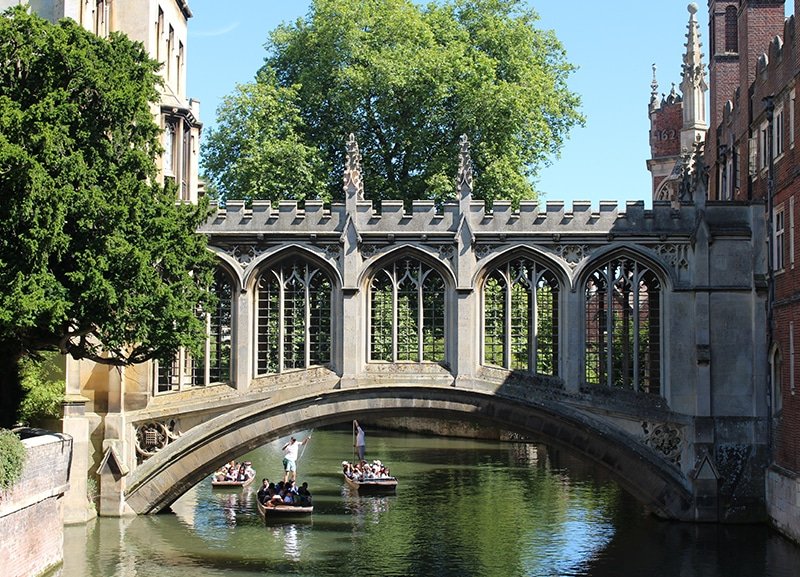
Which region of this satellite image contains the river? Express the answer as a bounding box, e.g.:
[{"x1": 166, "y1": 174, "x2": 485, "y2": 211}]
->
[{"x1": 60, "y1": 428, "x2": 800, "y2": 577}]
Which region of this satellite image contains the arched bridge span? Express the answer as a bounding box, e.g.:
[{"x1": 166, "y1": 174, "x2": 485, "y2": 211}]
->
[{"x1": 125, "y1": 383, "x2": 693, "y2": 520}]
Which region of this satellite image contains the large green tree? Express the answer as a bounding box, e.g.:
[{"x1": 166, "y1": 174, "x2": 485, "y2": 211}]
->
[
  {"x1": 202, "y1": 0, "x2": 584, "y2": 205},
  {"x1": 0, "y1": 7, "x2": 215, "y2": 426}
]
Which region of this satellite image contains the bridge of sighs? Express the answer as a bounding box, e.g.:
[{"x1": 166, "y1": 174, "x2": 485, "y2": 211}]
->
[{"x1": 79, "y1": 137, "x2": 769, "y2": 524}]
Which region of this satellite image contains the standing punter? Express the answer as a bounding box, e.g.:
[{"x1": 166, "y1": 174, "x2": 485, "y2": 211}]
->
[
  {"x1": 354, "y1": 420, "x2": 366, "y2": 461},
  {"x1": 282, "y1": 435, "x2": 311, "y2": 483}
]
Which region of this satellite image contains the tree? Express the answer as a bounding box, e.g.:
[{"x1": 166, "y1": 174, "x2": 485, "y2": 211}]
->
[
  {"x1": 0, "y1": 7, "x2": 216, "y2": 427},
  {"x1": 202, "y1": 0, "x2": 584, "y2": 206}
]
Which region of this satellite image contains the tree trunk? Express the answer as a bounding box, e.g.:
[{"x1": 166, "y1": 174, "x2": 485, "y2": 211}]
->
[{"x1": 0, "y1": 342, "x2": 24, "y2": 428}]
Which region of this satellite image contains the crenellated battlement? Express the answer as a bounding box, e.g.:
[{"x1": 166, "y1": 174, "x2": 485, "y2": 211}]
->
[{"x1": 200, "y1": 197, "x2": 746, "y2": 240}]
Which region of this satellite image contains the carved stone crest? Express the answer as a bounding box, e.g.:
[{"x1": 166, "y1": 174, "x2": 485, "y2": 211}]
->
[
  {"x1": 642, "y1": 421, "x2": 683, "y2": 466},
  {"x1": 135, "y1": 419, "x2": 181, "y2": 464}
]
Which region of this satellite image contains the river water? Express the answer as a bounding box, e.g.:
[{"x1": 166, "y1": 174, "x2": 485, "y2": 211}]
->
[{"x1": 61, "y1": 428, "x2": 800, "y2": 577}]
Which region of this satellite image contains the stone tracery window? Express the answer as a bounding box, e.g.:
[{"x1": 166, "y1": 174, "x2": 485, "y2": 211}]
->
[
  {"x1": 256, "y1": 259, "x2": 332, "y2": 374},
  {"x1": 156, "y1": 269, "x2": 233, "y2": 392},
  {"x1": 370, "y1": 258, "x2": 445, "y2": 362},
  {"x1": 482, "y1": 258, "x2": 559, "y2": 375},
  {"x1": 585, "y1": 257, "x2": 661, "y2": 394}
]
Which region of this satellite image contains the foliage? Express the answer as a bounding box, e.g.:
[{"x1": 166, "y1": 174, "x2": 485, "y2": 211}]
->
[
  {"x1": 201, "y1": 69, "x2": 326, "y2": 204},
  {"x1": 0, "y1": 7, "x2": 216, "y2": 426},
  {"x1": 202, "y1": 0, "x2": 584, "y2": 205},
  {"x1": 18, "y1": 352, "x2": 65, "y2": 424},
  {"x1": 0, "y1": 428, "x2": 26, "y2": 491}
]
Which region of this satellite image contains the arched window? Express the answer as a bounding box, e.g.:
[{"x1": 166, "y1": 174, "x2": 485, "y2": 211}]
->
[
  {"x1": 156, "y1": 269, "x2": 234, "y2": 392},
  {"x1": 255, "y1": 259, "x2": 332, "y2": 374},
  {"x1": 725, "y1": 6, "x2": 738, "y2": 53},
  {"x1": 482, "y1": 258, "x2": 559, "y2": 375},
  {"x1": 370, "y1": 258, "x2": 445, "y2": 362},
  {"x1": 585, "y1": 257, "x2": 661, "y2": 394}
]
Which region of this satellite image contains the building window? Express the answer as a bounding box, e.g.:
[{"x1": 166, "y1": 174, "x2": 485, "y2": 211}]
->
[
  {"x1": 482, "y1": 258, "x2": 559, "y2": 375},
  {"x1": 771, "y1": 346, "x2": 783, "y2": 416},
  {"x1": 370, "y1": 257, "x2": 445, "y2": 363},
  {"x1": 774, "y1": 106, "x2": 784, "y2": 159},
  {"x1": 790, "y1": 196, "x2": 795, "y2": 269},
  {"x1": 94, "y1": 0, "x2": 109, "y2": 38},
  {"x1": 725, "y1": 6, "x2": 738, "y2": 52},
  {"x1": 790, "y1": 89, "x2": 796, "y2": 148},
  {"x1": 774, "y1": 205, "x2": 785, "y2": 272},
  {"x1": 759, "y1": 122, "x2": 769, "y2": 171},
  {"x1": 156, "y1": 270, "x2": 234, "y2": 392},
  {"x1": 156, "y1": 7, "x2": 164, "y2": 62},
  {"x1": 167, "y1": 25, "x2": 174, "y2": 81},
  {"x1": 791, "y1": 322, "x2": 796, "y2": 396},
  {"x1": 177, "y1": 41, "x2": 184, "y2": 94},
  {"x1": 585, "y1": 257, "x2": 661, "y2": 394},
  {"x1": 163, "y1": 122, "x2": 175, "y2": 176},
  {"x1": 256, "y1": 259, "x2": 332, "y2": 374}
]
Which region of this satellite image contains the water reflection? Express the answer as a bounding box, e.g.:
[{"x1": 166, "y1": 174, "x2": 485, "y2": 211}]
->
[{"x1": 60, "y1": 429, "x2": 800, "y2": 577}]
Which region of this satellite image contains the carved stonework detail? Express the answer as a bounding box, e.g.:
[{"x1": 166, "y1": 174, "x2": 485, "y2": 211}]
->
[
  {"x1": 227, "y1": 245, "x2": 266, "y2": 268},
  {"x1": 360, "y1": 244, "x2": 378, "y2": 259},
  {"x1": 557, "y1": 244, "x2": 589, "y2": 268},
  {"x1": 457, "y1": 134, "x2": 473, "y2": 191},
  {"x1": 135, "y1": 419, "x2": 181, "y2": 464},
  {"x1": 642, "y1": 422, "x2": 683, "y2": 467},
  {"x1": 655, "y1": 243, "x2": 690, "y2": 270},
  {"x1": 475, "y1": 244, "x2": 494, "y2": 259},
  {"x1": 344, "y1": 133, "x2": 365, "y2": 200},
  {"x1": 324, "y1": 244, "x2": 341, "y2": 260},
  {"x1": 438, "y1": 244, "x2": 455, "y2": 261}
]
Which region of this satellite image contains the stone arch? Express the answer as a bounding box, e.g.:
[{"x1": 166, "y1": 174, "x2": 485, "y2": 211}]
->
[
  {"x1": 243, "y1": 243, "x2": 343, "y2": 292},
  {"x1": 360, "y1": 245, "x2": 454, "y2": 364},
  {"x1": 473, "y1": 244, "x2": 570, "y2": 289},
  {"x1": 358, "y1": 243, "x2": 456, "y2": 291},
  {"x1": 124, "y1": 384, "x2": 693, "y2": 520},
  {"x1": 577, "y1": 246, "x2": 668, "y2": 396},
  {"x1": 573, "y1": 244, "x2": 674, "y2": 293},
  {"x1": 207, "y1": 246, "x2": 245, "y2": 293},
  {"x1": 474, "y1": 246, "x2": 567, "y2": 376},
  {"x1": 249, "y1": 246, "x2": 339, "y2": 376}
]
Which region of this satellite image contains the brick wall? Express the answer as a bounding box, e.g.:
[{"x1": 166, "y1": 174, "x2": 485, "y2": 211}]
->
[{"x1": 0, "y1": 430, "x2": 72, "y2": 577}]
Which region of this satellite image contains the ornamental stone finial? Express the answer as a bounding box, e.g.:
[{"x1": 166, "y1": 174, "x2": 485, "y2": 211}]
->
[
  {"x1": 343, "y1": 133, "x2": 364, "y2": 200},
  {"x1": 457, "y1": 134, "x2": 473, "y2": 193}
]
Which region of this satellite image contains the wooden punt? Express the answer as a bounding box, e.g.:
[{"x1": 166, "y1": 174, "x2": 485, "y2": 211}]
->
[
  {"x1": 256, "y1": 497, "x2": 313, "y2": 520},
  {"x1": 211, "y1": 473, "x2": 256, "y2": 488},
  {"x1": 342, "y1": 473, "x2": 398, "y2": 493}
]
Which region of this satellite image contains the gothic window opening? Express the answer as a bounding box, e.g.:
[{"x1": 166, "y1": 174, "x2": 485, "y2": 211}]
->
[
  {"x1": 369, "y1": 258, "x2": 445, "y2": 363},
  {"x1": 585, "y1": 258, "x2": 661, "y2": 394},
  {"x1": 725, "y1": 6, "x2": 738, "y2": 53},
  {"x1": 482, "y1": 258, "x2": 559, "y2": 376},
  {"x1": 256, "y1": 259, "x2": 332, "y2": 374},
  {"x1": 156, "y1": 269, "x2": 233, "y2": 392}
]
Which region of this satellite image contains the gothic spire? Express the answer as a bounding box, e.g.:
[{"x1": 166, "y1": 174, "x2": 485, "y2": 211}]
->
[
  {"x1": 649, "y1": 63, "x2": 659, "y2": 111},
  {"x1": 680, "y1": 2, "x2": 708, "y2": 151},
  {"x1": 343, "y1": 133, "x2": 364, "y2": 201},
  {"x1": 457, "y1": 134, "x2": 473, "y2": 193}
]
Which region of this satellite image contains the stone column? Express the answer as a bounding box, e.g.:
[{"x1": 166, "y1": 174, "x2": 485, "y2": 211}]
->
[
  {"x1": 98, "y1": 365, "x2": 134, "y2": 516},
  {"x1": 60, "y1": 356, "x2": 96, "y2": 523},
  {"x1": 234, "y1": 283, "x2": 252, "y2": 391}
]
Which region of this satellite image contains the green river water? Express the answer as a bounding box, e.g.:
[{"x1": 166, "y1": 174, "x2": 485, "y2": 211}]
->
[{"x1": 59, "y1": 428, "x2": 800, "y2": 577}]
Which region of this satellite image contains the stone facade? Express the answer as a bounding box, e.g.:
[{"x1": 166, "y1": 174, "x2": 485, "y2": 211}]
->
[
  {"x1": 0, "y1": 430, "x2": 72, "y2": 577},
  {"x1": 655, "y1": 0, "x2": 800, "y2": 543}
]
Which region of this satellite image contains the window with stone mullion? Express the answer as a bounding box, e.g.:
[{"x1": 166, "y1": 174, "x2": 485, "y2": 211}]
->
[
  {"x1": 483, "y1": 273, "x2": 506, "y2": 367},
  {"x1": 535, "y1": 276, "x2": 558, "y2": 376},
  {"x1": 207, "y1": 271, "x2": 232, "y2": 384},
  {"x1": 309, "y1": 272, "x2": 332, "y2": 366},
  {"x1": 282, "y1": 270, "x2": 307, "y2": 370},
  {"x1": 257, "y1": 273, "x2": 280, "y2": 374},
  {"x1": 370, "y1": 272, "x2": 394, "y2": 361},
  {"x1": 422, "y1": 273, "x2": 445, "y2": 362},
  {"x1": 396, "y1": 267, "x2": 420, "y2": 362}
]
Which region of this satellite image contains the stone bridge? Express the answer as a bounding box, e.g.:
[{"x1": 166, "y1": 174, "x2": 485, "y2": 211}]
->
[{"x1": 83, "y1": 138, "x2": 769, "y2": 523}]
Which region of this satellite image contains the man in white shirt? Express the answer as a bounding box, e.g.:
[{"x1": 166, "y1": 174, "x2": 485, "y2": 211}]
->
[{"x1": 282, "y1": 435, "x2": 311, "y2": 483}]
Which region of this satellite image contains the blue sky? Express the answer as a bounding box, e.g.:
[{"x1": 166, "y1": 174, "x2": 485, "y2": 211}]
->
[{"x1": 184, "y1": 1, "x2": 780, "y2": 209}]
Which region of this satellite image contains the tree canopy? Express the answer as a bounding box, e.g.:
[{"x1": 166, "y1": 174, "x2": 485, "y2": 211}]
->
[
  {"x1": 202, "y1": 0, "x2": 584, "y2": 206},
  {"x1": 0, "y1": 7, "x2": 215, "y2": 426}
]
